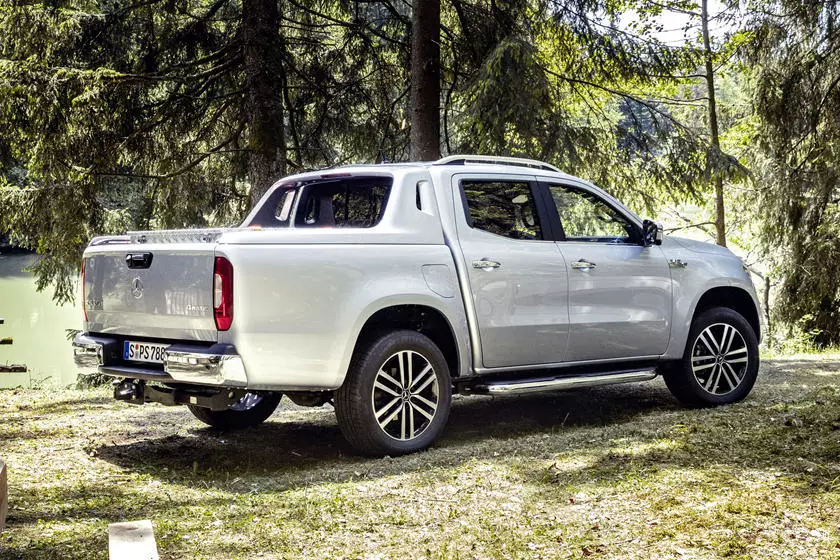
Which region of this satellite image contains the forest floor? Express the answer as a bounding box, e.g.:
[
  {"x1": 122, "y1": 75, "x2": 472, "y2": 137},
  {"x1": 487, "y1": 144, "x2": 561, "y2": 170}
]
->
[{"x1": 1, "y1": 354, "x2": 840, "y2": 559}]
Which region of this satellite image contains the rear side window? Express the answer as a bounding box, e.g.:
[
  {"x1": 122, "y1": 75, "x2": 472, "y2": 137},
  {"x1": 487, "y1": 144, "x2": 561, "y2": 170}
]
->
[
  {"x1": 298, "y1": 178, "x2": 391, "y2": 228},
  {"x1": 461, "y1": 180, "x2": 543, "y2": 240},
  {"x1": 244, "y1": 176, "x2": 392, "y2": 228}
]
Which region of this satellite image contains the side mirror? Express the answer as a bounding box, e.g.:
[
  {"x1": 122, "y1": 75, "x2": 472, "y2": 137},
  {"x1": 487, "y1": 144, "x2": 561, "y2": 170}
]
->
[{"x1": 642, "y1": 219, "x2": 663, "y2": 247}]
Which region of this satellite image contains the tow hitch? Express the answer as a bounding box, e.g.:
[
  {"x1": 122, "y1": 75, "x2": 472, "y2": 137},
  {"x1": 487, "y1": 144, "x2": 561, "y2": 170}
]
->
[{"x1": 113, "y1": 379, "x2": 248, "y2": 410}]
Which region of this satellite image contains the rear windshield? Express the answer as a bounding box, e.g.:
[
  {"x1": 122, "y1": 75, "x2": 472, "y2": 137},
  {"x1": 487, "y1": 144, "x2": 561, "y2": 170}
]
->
[{"x1": 244, "y1": 176, "x2": 392, "y2": 228}]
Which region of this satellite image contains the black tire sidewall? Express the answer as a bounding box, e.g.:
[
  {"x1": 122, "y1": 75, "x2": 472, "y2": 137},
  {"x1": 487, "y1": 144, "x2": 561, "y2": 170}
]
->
[
  {"x1": 336, "y1": 330, "x2": 452, "y2": 456},
  {"x1": 668, "y1": 307, "x2": 759, "y2": 406}
]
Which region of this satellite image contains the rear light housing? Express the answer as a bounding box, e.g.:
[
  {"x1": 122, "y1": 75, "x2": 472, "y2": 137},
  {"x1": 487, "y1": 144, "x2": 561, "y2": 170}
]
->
[
  {"x1": 213, "y1": 256, "x2": 233, "y2": 330},
  {"x1": 81, "y1": 258, "x2": 88, "y2": 322}
]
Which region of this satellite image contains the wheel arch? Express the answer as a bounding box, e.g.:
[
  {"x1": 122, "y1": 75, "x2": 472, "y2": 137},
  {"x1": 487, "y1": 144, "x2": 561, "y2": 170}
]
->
[
  {"x1": 692, "y1": 286, "x2": 761, "y2": 341},
  {"x1": 349, "y1": 303, "x2": 463, "y2": 381}
]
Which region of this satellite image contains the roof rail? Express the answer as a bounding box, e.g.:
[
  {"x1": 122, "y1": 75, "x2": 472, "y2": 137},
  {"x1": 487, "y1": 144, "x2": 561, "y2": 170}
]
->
[{"x1": 433, "y1": 155, "x2": 562, "y2": 173}]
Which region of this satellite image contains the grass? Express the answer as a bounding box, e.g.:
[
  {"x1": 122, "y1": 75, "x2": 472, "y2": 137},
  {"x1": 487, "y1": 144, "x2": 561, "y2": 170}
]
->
[{"x1": 1, "y1": 354, "x2": 840, "y2": 559}]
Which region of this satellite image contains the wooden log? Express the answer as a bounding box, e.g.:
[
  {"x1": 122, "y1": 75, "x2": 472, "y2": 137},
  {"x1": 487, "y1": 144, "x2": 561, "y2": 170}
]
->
[
  {"x1": 0, "y1": 338, "x2": 12, "y2": 345},
  {"x1": 0, "y1": 458, "x2": 7, "y2": 533},
  {"x1": 108, "y1": 520, "x2": 159, "y2": 560},
  {"x1": 0, "y1": 365, "x2": 26, "y2": 373}
]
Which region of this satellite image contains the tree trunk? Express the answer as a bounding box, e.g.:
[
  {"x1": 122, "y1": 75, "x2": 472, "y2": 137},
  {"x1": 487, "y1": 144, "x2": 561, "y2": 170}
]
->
[
  {"x1": 701, "y1": 0, "x2": 726, "y2": 247},
  {"x1": 409, "y1": 0, "x2": 441, "y2": 161},
  {"x1": 243, "y1": 0, "x2": 287, "y2": 207}
]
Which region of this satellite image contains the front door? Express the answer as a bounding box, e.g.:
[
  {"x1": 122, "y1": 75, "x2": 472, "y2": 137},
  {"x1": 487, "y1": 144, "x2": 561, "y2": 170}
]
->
[
  {"x1": 453, "y1": 175, "x2": 570, "y2": 368},
  {"x1": 543, "y1": 181, "x2": 672, "y2": 362}
]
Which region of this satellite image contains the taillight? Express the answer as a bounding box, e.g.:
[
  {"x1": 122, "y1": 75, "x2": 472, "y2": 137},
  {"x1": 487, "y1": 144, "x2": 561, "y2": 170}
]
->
[
  {"x1": 81, "y1": 258, "x2": 88, "y2": 322},
  {"x1": 213, "y1": 256, "x2": 233, "y2": 331}
]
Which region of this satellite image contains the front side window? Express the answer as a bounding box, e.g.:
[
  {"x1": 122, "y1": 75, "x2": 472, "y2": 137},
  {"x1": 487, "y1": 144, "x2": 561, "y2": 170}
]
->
[
  {"x1": 549, "y1": 185, "x2": 637, "y2": 243},
  {"x1": 462, "y1": 180, "x2": 542, "y2": 240}
]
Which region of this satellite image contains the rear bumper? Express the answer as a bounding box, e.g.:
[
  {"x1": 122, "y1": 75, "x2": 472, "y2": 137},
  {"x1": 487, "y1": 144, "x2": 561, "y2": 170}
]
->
[{"x1": 72, "y1": 333, "x2": 247, "y2": 387}]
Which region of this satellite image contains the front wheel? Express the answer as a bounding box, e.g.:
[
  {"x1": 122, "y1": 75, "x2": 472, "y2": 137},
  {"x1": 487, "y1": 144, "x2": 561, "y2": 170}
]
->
[
  {"x1": 662, "y1": 306, "x2": 759, "y2": 407},
  {"x1": 188, "y1": 392, "x2": 282, "y2": 429},
  {"x1": 335, "y1": 330, "x2": 452, "y2": 456}
]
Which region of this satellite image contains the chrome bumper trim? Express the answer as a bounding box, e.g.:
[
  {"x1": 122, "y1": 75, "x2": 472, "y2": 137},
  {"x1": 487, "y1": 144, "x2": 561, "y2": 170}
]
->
[
  {"x1": 72, "y1": 334, "x2": 107, "y2": 375},
  {"x1": 72, "y1": 333, "x2": 247, "y2": 387},
  {"x1": 164, "y1": 349, "x2": 247, "y2": 387}
]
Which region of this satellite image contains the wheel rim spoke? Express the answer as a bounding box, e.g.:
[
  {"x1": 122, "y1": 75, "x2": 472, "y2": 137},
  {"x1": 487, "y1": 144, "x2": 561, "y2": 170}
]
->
[
  {"x1": 691, "y1": 323, "x2": 749, "y2": 396},
  {"x1": 721, "y1": 325, "x2": 736, "y2": 355},
  {"x1": 378, "y1": 401, "x2": 403, "y2": 428},
  {"x1": 692, "y1": 361, "x2": 716, "y2": 372},
  {"x1": 377, "y1": 370, "x2": 402, "y2": 392},
  {"x1": 408, "y1": 403, "x2": 415, "y2": 439},
  {"x1": 413, "y1": 372, "x2": 436, "y2": 394},
  {"x1": 410, "y1": 364, "x2": 433, "y2": 390},
  {"x1": 400, "y1": 403, "x2": 407, "y2": 439},
  {"x1": 704, "y1": 364, "x2": 721, "y2": 391},
  {"x1": 410, "y1": 400, "x2": 435, "y2": 421},
  {"x1": 398, "y1": 351, "x2": 407, "y2": 387},
  {"x1": 412, "y1": 393, "x2": 437, "y2": 413},
  {"x1": 374, "y1": 380, "x2": 400, "y2": 397},
  {"x1": 375, "y1": 397, "x2": 401, "y2": 421},
  {"x1": 720, "y1": 362, "x2": 739, "y2": 390},
  {"x1": 700, "y1": 331, "x2": 719, "y2": 354},
  {"x1": 371, "y1": 350, "x2": 439, "y2": 441},
  {"x1": 726, "y1": 347, "x2": 747, "y2": 358}
]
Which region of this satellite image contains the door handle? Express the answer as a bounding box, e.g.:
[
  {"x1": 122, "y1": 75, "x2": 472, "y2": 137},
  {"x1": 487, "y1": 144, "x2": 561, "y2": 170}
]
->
[
  {"x1": 125, "y1": 252, "x2": 154, "y2": 269},
  {"x1": 571, "y1": 260, "x2": 596, "y2": 271},
  {"x1": 472, "y1": 259, "x2": 501, "y2": 271}
]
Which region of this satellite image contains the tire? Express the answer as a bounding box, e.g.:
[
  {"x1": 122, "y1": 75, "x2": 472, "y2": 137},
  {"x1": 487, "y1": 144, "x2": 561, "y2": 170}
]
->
[
  {"x1": 188, "y1": 392, "x2": 282, "y2": 429},
  {"x1": 662, "y1": 306, "x2": 759, "y2": 407},
  {"x1": 335, "y1": 330, "x2": 452, "y2": 456}
]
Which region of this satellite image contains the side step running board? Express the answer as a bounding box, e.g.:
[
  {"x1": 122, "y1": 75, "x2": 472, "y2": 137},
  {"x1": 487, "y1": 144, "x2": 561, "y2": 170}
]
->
[{"x1": 473, "y1": 370, "x2": 657, "y2": 395}]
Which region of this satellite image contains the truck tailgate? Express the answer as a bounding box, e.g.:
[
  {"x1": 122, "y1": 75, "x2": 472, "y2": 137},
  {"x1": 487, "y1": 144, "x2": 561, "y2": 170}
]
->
[{"x1": 83, "y1": 242, "x2": 218, "y2": 342}]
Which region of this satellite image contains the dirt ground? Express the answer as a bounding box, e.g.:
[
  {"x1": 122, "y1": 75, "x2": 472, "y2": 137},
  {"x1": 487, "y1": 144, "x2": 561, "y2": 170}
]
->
[{"x1": 1, "y1": 354, "x2": 839, "y2": 559}]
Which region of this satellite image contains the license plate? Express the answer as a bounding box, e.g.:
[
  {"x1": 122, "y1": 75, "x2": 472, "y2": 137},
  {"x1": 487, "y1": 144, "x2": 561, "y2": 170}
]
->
[{"x1": 123, "y1": 341, "x2": 169, "y2": 364}]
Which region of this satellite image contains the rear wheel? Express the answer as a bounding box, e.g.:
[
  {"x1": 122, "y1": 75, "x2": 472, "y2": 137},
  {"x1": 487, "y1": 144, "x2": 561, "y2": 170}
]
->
[
  {"x1": 663, "y1": 306, "x2": 759, "y2": 407},
  {"x1": 188, "y1": 392, "x2": 282, "y2": 429},
  {"x1": 335, "y1": 330, "x2": 452, "y2": 456}
]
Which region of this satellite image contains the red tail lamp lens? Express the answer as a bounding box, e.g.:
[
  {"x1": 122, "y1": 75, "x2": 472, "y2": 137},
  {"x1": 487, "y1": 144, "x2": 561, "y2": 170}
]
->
[{"x1": 213, "y1": 256, "x2": 233, "y2": 331}]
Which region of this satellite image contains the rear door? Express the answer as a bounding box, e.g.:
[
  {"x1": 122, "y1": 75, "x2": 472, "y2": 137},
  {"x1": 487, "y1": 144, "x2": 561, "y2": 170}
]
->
[
  {"x1": 541, "y1": 181, "x2": 672, "y2": 361},
  {"x1": 84, "y1": 240, "x2": 218, "y2": 342},
  {"x1": 453, "y1": 174, "x2": 570, "y2": 368}
]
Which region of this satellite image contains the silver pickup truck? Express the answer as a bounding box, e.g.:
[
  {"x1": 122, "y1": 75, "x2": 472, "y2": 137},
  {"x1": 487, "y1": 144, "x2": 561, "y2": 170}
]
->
[{"x1": 73, "y1": 155, "x2": 761, "y2": 455}]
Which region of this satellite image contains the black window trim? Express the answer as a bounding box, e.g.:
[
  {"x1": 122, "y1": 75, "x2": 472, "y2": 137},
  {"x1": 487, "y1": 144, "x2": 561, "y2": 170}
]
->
[
  {"x1": 537, "y1": 180, "x2": 644, "y2": 244},
  {"x1": 457, "y1": 177, "x2": 560, "y2": 242}
]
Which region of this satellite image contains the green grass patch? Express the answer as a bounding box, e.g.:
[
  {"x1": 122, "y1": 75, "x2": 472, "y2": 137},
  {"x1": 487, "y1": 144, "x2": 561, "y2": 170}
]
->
[{"x1": 2, "y1": 356, "x2": 840, "y2": 558}]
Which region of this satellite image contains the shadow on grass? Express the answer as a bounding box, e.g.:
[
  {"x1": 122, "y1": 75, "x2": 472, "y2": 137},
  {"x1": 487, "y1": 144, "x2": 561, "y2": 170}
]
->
[
  {"x1": 91, "y1": 380, "x2": 680, "y2": 491},
  {"x1": 91, "y1": 358, "x2": 840, "y2": 495},
  {"x1": 4, "y1": 359, "x2": 838, "y2": 560}
]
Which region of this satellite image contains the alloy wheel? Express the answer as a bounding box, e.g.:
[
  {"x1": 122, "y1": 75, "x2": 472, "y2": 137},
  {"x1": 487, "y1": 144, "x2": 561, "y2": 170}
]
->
[
  {"x1": 690, "y1": 323, "x2": 749, "y2": 395},
  {"x1": 370, "y1": 350, "x2": 439, "y2": 441}
]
